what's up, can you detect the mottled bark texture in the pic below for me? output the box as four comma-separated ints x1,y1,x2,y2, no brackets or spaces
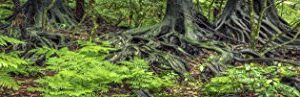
216,0,300,49
2,0,74,47
124,0,215,50
106,0,221,75
75,0,85,20
7,0,77,27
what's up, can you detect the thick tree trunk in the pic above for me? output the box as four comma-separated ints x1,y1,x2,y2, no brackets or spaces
1,0,74,47
7,0,77,27
108,0,226,75
126,0,215,48
163,0,215,41
75,0,84,20
216,0,300,49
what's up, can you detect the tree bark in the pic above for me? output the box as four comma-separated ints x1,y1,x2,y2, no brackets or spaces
1,0,74,47
7,0,78,27
108,0,225,75
216,0,300,49
75,0,85,20
12,0,21,12
12,0,28,39
126,0,215,46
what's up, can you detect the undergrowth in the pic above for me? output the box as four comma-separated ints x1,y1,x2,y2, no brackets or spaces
0,35,27,90
1,1,300,96
203,63,300,97
29,41,175,97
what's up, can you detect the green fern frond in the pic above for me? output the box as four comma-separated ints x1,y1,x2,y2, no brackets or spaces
32,41,173,96
120,57,149,69
29,46,59,59
0,35,26,90
0,52,27,90
0,53,27,68
78,41,117,55
0,73,19,90
0,35,24,46
79,45,116,54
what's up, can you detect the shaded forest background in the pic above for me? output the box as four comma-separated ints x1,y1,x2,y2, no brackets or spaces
0,0,300,97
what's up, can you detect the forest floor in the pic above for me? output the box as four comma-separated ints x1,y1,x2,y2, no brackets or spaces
1,22,300,97
0,22,122,97
1,76,40,97
0,71,56,97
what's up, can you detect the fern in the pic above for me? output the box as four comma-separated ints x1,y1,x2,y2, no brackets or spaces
78,40,117,54
0,73,19,90
0,2,13,20
0,35,27,90
120,58,173,90
0,35,24,46
0,53,27,68
30,41,173,97
29,46,59,59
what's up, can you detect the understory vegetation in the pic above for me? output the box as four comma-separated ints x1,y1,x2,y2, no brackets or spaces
0,0,300,97
203,63,300,97
28,41,174,96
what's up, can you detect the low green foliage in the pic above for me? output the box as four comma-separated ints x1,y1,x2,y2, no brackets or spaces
278,2,300,24
30,41,174,97
0,1,13,20
0,0,300,96
203,63,300,97
0,35,27,90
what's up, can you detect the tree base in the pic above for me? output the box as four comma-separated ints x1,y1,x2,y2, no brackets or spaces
216,0,300,54
6,0,77,28
103,14,232,76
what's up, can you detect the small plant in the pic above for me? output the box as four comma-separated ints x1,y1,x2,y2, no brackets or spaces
0,35,27,90
0,1,13,20
30,41,173,97
202,63,300,97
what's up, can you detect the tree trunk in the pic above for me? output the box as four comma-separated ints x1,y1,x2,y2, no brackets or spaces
12,0,28,39
12,0,21,12
1,0,74,47
108,0,225,75
7,0,77,27
75,0,84,20
216,0,300,49
126,0,215,47
120,0,218,57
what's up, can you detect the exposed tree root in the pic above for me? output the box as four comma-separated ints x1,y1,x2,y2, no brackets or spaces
6,0,77,28
0,0,78,50
0,27,72,56
213,1,300,84
103,0,300,81
216,0,300,52
282,76,300,90
102,0,234,76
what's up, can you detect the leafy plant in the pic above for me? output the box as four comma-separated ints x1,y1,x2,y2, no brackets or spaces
202,63,300,97
278,1,300,24
0,1,13,20
0,35,26,90
30,41,173,97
